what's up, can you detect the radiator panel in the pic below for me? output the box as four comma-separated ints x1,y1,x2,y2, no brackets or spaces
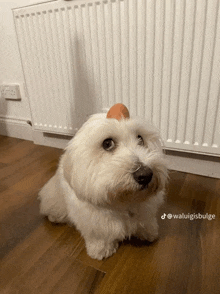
13,0,220,155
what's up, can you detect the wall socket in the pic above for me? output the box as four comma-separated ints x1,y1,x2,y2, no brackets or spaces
0,84,21,100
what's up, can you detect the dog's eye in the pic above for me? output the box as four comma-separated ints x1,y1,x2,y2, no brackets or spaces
137,135,144,146
102,138,115,151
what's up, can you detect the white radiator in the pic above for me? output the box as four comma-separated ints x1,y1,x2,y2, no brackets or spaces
13,0,220,156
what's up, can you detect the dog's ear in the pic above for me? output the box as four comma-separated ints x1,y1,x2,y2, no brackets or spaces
143,128,164,153
151,135,164,153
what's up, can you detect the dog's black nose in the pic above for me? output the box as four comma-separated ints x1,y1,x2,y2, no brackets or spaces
133,166,153,188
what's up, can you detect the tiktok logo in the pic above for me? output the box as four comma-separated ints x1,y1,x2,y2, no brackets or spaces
161,213,166,219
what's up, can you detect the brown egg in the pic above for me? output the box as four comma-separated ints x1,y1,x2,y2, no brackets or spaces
106,103,130,120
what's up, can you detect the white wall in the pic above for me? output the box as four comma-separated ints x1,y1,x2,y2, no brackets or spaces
0,0,56,139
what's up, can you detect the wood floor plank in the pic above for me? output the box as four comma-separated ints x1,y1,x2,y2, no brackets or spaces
44,260,105,294
200,184,220,294
0,136,22,154
0,196,42,259
0,140,36,165
0,223,65,290
0,144,62,185
1,226,90,294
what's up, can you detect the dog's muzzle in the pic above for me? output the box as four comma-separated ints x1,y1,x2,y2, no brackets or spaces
133,165,153,189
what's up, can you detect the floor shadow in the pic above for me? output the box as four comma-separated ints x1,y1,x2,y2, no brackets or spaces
121,236,157,248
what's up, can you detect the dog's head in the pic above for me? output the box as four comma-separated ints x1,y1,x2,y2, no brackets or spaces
62,105,168,206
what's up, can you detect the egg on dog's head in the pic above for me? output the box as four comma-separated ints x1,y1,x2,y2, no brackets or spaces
106,103,130,120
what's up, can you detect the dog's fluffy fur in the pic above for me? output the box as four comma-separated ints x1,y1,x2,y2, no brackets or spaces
39,113,168,260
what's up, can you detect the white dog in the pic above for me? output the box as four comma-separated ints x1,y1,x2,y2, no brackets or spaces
39,104,168,260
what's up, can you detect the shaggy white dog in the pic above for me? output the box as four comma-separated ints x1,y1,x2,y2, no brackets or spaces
39,104,168,260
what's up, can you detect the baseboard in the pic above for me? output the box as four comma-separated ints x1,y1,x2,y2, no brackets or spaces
0,116,33,141
165,150,220,179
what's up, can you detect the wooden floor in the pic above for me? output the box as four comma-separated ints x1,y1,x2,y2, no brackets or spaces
0,135,220,294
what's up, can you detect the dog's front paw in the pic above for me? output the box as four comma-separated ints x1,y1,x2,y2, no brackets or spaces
48,214,67,223
144,230,159,243
85,239,119,260
136,224,159,242
136,230,159,242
